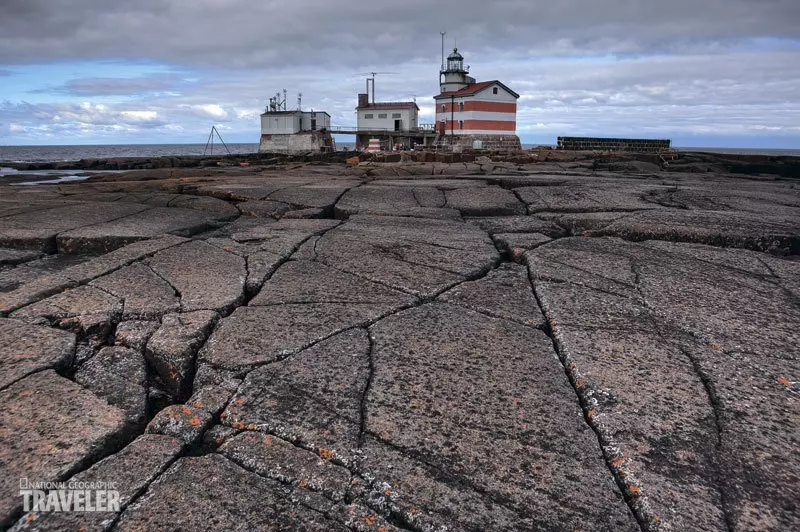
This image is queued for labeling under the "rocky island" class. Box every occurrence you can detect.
[0,150,798,531]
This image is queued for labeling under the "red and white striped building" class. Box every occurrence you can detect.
[434,49,520,137]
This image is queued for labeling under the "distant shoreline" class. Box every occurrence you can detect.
[0,143,798,164]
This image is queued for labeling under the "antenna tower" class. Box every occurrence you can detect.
[203,125,231,156]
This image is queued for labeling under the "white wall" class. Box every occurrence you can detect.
[357,107,417,131]
[261,111,330,134]
[300,112,330,131]
[441,71,471,93]
[261,113,300,135]
[435,84,517,131]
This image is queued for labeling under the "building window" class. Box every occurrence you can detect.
[492,87,498,95]
[364,114,373,119]
[392,113,401,118]
[459,120,464,129]
[378,113,387,119]
[458,102,464,112]
[441,104,445,112]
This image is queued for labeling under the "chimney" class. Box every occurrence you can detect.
[358,93,369,108]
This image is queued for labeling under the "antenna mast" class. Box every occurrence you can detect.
[440,31,446,70]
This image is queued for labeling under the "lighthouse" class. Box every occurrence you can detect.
[434,47,521,150]
[440,48,475,93]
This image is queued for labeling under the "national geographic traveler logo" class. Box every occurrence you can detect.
[19,478,120,512]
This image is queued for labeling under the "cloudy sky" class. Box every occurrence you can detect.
[1,0,799,148]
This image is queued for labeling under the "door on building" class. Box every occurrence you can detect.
[394,119,401,131]
[311,119,317,131]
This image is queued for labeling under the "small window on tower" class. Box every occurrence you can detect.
[459,120,464,129]
[441,104,445,112]
[458,102,464,112]
[493,87,498,95]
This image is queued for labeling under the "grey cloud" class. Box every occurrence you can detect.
[0,0,798,68]
[1,0,798,146]
[32,73,193,96]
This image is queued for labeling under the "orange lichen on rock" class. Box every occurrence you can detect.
[776,377,791,386]
[319,447,335,460]
[187,416,201,426]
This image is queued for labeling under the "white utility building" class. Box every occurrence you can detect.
[260,110,331,135]
[356,94,419,132]
[258,109,333,154]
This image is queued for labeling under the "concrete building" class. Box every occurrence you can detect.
[433,48,521,150]
[259,92,334,154]
[261,110,331,135]
[350,91,435,150]
[356,94,419,132]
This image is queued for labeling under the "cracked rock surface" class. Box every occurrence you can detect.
[1,159,798,531]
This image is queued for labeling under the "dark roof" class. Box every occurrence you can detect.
[356,102,419,111]
[448,48,464,60]
[260,110,331,117]
[435,80,520,99]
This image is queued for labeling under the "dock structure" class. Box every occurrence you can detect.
[557,136,671,153]
[331,126,439,152]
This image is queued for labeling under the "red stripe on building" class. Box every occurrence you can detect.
[437,101,517,113]
[441,120,516,131]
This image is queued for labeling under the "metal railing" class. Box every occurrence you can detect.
[328,125,438,135]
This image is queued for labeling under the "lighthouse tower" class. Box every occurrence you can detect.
[440,48,475,93]
[434,47,521,151]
